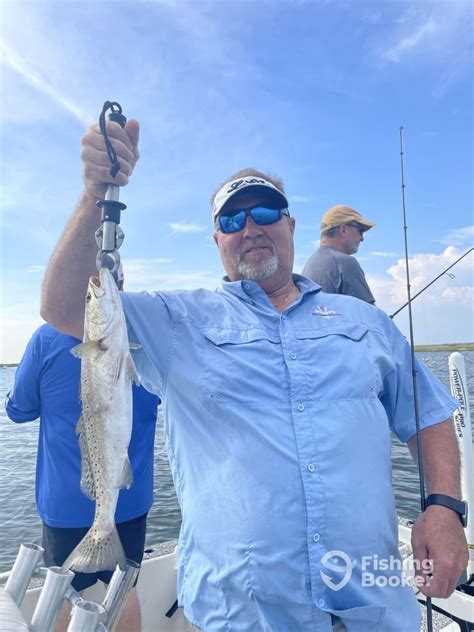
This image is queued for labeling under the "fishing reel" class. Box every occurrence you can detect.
[95,101,127,275]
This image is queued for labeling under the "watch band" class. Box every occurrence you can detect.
[425,494,468,528]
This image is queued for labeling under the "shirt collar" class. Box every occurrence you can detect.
[220,274,322,303]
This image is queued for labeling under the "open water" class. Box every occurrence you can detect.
[1,351,472,575]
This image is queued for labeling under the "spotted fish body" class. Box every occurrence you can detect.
[63,267,139,573]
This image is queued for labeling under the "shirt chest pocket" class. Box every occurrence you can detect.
[293,324,380,401]
[199,327,287,405]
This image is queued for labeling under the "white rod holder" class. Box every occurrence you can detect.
[102,560,140,630]
[30,566,74,632]
[4,543,43,607]
[67,599,107,632]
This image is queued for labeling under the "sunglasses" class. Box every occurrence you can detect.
[216,206,290,234]
[345,223,366,236]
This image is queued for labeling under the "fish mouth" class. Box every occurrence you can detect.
[89,276,105,298]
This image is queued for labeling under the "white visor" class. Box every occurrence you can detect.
[212,176,288,219]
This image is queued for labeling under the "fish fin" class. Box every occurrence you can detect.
[62,524,126,572]
[127,355,141,386]
[119,455,133,490]
[76,414,84,435]
[71,341,102,359]
[115,355,124,382]
[76,415,96,499]
[129,342,142,350]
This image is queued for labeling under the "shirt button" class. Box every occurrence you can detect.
[297,403,305,412]
[318,598,325,608]
[244,283,250,290]
[307,463,315,472]
[313,532,320,542]
[290,352,297,360]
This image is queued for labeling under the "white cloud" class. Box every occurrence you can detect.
[369,251,399,257]
[386,246,472,303]
[367,246,474,344]
[441,286,474,301]
[0,39,92,126]
[373,0,472,95]
[168,223,207,234]
[438,226,474,249]
[382,18,438,63]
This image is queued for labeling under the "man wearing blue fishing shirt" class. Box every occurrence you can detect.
[5,265,160,632]
[40,118,468,632]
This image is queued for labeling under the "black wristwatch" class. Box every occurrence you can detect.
[425,494,468,528]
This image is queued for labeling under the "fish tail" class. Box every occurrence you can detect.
[62,525,127,573]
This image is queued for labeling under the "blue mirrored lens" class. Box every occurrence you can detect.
[251,207,281,224]
[219,207,283,233]
[219,211,247,233]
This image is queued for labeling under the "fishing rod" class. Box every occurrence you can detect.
[391,247,473,319]
[399,126,433,632]
[95,101,127,276]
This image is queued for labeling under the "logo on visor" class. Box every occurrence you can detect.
[312,305,342,318]
[227,178,266,193]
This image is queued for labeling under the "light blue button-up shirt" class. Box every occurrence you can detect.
[122,275,458,632]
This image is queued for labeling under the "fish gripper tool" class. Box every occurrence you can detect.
[95,101,127,275]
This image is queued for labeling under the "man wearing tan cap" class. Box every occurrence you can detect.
[302,205,376,303]
[40,116,468,632]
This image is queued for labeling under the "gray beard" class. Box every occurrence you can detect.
[237,254,279,280]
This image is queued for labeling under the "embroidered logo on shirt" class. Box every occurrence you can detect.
[312,305,342,318]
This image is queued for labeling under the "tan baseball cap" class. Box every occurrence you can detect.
[320,205,375,234]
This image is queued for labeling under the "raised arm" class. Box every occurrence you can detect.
[40,120,140,339]
[408,419,468,597]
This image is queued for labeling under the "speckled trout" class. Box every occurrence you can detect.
[63,267,139,572]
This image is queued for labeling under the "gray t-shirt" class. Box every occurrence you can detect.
[302,245,375,303]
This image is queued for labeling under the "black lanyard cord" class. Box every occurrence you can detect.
[99,101,126,177]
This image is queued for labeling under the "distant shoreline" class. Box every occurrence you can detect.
[414,343,474,352]
[2,342,473,367]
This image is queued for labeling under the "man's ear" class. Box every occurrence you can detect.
[289,216,296,235]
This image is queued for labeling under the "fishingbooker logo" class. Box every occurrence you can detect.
[312,305,342,318]
[320,550,355,591]
[320,550,433,591]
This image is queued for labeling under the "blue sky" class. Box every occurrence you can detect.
[1,0,473,362]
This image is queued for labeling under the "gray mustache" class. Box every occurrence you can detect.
[240,238,274,254]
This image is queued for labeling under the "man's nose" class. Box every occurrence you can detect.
[242,215,264,237]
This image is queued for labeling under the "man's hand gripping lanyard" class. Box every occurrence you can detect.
[95,101,128,280]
